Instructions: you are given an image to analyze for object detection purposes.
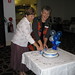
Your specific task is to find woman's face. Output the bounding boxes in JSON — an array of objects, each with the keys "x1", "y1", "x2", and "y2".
[
  {"x1": 41, "y1": 9, "x2": 50, "y2": 22},
  {"x1": 26, "y1": 15, "x2": 35, "y2": 22}
]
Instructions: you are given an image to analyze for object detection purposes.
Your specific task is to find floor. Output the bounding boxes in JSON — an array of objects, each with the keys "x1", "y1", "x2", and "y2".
[{"x1": 0, "y1": 31, "x2": 75, "y2": 75}]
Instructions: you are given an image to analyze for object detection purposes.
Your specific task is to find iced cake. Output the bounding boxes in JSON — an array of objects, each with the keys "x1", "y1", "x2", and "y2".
[{"x1": 43, "y1": 48, "x2": 58, "y2": 57}]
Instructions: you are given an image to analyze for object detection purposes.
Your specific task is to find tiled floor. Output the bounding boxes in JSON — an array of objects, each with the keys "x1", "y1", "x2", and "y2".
[
  {"x1": 0, "y1": 46, "x2": 14, "y2": 75},
  {"x1": 0, "y1": 46, "x2": 35, "y2": 75},
  {"x1": 0, "y1": 31, "x2": 75, "y2": 75}
]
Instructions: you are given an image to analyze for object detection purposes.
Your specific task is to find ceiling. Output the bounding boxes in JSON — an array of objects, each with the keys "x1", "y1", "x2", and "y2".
[{"x1": 15, "y1": 0, "x2": 37, "y2": 6}]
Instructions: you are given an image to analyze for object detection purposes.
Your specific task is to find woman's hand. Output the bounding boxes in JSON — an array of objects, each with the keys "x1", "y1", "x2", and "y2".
[
  {"x1": 43, "y1": 43, "x2": 48, "y2": 48},
  {"x1": 37, "y1": 40, "x2": 44, "y2": 50},
  {"x1": 39, "y1": 45, "x2": 44, "y2": 50},
  {"x1": 36, "y1": 46, "x2": 44, "y2": 51}
]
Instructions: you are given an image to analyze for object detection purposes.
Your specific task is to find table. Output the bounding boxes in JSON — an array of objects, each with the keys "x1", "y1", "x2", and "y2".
[{"x1": 22, "y1": 48, "x2": 75, "y2": 75}]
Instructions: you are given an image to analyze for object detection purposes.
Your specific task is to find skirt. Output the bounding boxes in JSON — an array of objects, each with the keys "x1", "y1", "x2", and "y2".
[{"x1": 10, "y1": 42, "x2": 29, "y2": 72}]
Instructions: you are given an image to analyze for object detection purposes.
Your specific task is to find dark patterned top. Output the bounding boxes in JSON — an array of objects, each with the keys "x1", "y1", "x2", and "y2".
[{"x1": 32, "y1": 16, "x2": 52, "y2": 42}]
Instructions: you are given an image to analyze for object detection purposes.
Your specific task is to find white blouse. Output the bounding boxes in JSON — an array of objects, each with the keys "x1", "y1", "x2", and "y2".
[{"x1": 11, "y1": 17, "x2": 35, "y2": 47}]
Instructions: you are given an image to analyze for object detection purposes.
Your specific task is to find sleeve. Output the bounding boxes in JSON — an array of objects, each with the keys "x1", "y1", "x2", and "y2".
[
  {"x1": 21, "y1": 22, "x2": 35, "y2": 44},
  {"x1": 32, "y1": 17, "x2": 40, "y2": 41},
  {"x1": 45, "y1": 27, "x2": 51, "y2": 38},
  {"x1": 45, "y1": 17, "x2": 52, "y2": 38}
]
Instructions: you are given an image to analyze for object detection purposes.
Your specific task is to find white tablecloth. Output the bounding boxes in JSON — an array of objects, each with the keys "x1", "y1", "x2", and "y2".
[{"x1": 22, "y1": 48, "x2": 75, "y2": 75}]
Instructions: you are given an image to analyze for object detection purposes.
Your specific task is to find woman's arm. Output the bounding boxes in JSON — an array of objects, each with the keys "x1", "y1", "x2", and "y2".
[
  {"x1": 33, "y1": 42, "x2": 43, "y2": 50},
  {"x1": 32, "y1": 17, "x2": 40, "y2": 41},
  {"x1": 37, "y1": 40, "x2": 44, "y2": 50},
  {"x1": 43, "y1": 37, "x2": 48, "y2": 48}
]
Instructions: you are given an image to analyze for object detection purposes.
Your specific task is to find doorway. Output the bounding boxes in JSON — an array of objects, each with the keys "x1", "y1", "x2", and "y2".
[
  {"x1": 15, "y1": 0, "x2": 37, "y2": 24},
  {"x1": 0, "y1": 0, "x2": 6, "y2": 47}
]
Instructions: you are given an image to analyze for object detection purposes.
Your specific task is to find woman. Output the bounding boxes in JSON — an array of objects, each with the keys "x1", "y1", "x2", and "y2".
[
  {"x1": 10, "y1": 7, "x2": 43, "y2": 75},
  {"x1": 28, "y1": 6, "x2": 52, "y2": 51}
]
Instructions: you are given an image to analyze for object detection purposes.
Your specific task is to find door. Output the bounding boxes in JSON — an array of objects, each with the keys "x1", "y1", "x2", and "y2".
[{"x1": 0, "y1": 0, "x2": 6, "y2": 47}]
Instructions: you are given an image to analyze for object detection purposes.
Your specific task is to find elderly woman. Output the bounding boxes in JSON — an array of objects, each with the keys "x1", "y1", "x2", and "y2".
[{"x1": 28, "y1": 6, "x2": 52, "y2": 51}]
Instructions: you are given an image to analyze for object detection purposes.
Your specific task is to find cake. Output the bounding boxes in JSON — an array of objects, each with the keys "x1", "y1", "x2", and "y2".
[{"x1": 43, "y1": 48, "x2": 58, "y2": 57}]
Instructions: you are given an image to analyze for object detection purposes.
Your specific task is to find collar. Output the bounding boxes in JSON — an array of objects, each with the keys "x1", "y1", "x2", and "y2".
[{"x1": 24, "y1": 17, "x2": 31, "y2": 25}]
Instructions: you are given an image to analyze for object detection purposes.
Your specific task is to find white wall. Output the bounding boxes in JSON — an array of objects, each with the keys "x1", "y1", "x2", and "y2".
[
  {"x1": 37, "y1": 0, "x2": 65, "y2": 19},
  {"x1": 38, "y1": 0, "x2": 75, "y2": 20},
  {"x1": 37, "y1": 0, "x2": 75, "y2": 32},
  {"x1": 64, "y1": 0, "x2": 75, "y2": 19},
  {"x1": 37, "y1": 0, "x2": 42, "y2": 16},
  {"x1": 3, "y1": 0, "x2": 16, "y2": 46}
]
